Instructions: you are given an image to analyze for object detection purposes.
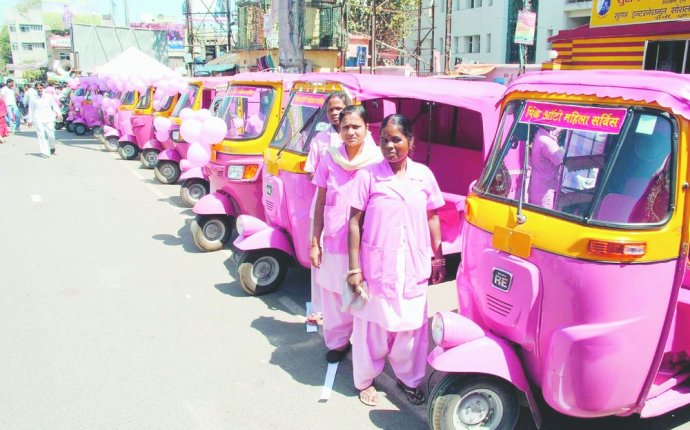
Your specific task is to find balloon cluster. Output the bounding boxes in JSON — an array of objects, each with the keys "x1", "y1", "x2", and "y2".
[
  {"x1": 100, "y1": 96, "x2": 122, "y2": 116},
  {"x1": 176, "y1": 108, "x2": 228, "y2": 172},
  {"x1": 153, "y1": 116, "x2": 172, "y2": 143}
]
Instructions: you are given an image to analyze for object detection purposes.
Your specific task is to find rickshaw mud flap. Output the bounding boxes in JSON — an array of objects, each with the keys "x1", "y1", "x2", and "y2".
[
  {"x1": 635, "y1": 242, "x2": 689, "y2": 416},
  {"x1": 180, "y1": 167, "x2": 205, "y2": 182},
  {"x1": 157, "y1": 149, "x2": 182, "y2": 163},
  {"x1": 103, "y1": 126, "x2": 118, "y2": 137},
  {"x1": 193, "y1": 192, "x2": 236, "y2": 217},
  {"x1": 118, "y1": 134, "x2": 136, "y2": 144},
  {"x1": 142, "y1": 139, "x2": 164, "y2": 151},
  {"x1": 427, "y1": 334, "x2": 542, "y2": 428},
  {"x1": 233, "y1": 224, "x2": 295, "y2": 260}
]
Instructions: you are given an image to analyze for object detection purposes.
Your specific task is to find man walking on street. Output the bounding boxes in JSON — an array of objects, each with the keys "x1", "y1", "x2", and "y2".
[{"x1": 1, "y1": 79, "x2": 21, "y2": 133}]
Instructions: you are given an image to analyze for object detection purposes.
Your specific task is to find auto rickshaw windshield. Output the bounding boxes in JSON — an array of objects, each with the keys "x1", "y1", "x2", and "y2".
[
  {"x1": 269, "y1": 90, "x2": 328, "y2": 154},
  {"x1": 221, "y1": 86, "x2": 276, "y2": 141},
  {"x1": 476, "y1": 100, "x2": 675, "y2": 227},
  {"x1": 171, "y1": 84, "x2": 200, "y2": 117},
  {"x1": 120, "y1": 91, "x2": 136, "y2": 105},
  {"x1": 136, "y1": 89, "x2": 151, "y2": 109}
]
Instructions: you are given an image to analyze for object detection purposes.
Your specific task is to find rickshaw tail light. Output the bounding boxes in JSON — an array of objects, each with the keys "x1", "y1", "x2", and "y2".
[
  {"x1": 587, "y1": 240, "x2": 646, "y2": 258},
  {"x1": 243, "y1": 164, "x2": 259, "y2": 179},
  {"x1": 298, "y1": 161, "x2": 306, "y2": 172}
]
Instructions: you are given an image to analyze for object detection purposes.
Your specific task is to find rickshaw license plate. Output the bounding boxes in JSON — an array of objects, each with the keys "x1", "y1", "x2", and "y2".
[
  {"x1": 492, "y1": 268, "x2": 513, "y2": 292},
  {"x1": 265, "y1": 184, "x2": 273, "y2": 196},
  {"x1": 493, "y1": 226, "x2": 531, "y2": 259}
]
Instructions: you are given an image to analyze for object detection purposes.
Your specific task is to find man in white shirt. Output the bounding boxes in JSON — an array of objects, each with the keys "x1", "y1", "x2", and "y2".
[{"x1": 1, "y1": 79, "x2": 20, "y2": 133}]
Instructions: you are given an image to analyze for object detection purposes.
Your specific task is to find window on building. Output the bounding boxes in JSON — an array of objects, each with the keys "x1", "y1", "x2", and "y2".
[
  {"x1": 487, "y1": 0, "x2": 493, "y2": 5},
  {"x1": 30, "y1": 24, "x2": 43, "y2": 31},
  {"x1": 9, "y1": 25, "x2": 15, "y2": 32},
  {"x1": 464, "y1": 35, "x2": 480, "y2": 53},
  {"x1": 644, "y1": 40, "x2": 688, "y2": 74},
  {"x1": 19, "y1": 25, "x2": 30, "y2": 32},
  {"x1": 455, "y1": 0, "x2": 461, "y2": 11},
  {"x1": 11, "y1": 43, "x2": 18, "y2": 51},
  {"x1": 464, "y1": 0, "x2": 482, "y2": 7},
  {"x1": 486, "y1": 33, "x2": 491, "y2": 53},
  {"x1": 453, "y1": 36, "x2": 460, "y2": 53},
  {"x1": 22, "y1": 43, "x2": 32, "y2": 50},
  {"x1": 59, "y1": 52, "x2": 70, "y2": 60}
]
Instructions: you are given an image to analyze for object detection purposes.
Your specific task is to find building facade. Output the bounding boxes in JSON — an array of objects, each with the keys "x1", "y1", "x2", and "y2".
[
  {"x1": 6, "y1": 9, "x2": 50, "y2": 77},
  {"x1": 407, "y1": 0, "x2": 591, "y2": 74}
]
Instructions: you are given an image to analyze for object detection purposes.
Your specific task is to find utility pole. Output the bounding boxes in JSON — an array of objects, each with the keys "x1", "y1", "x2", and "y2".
[
  {"x1": 371, "y1": 0, "x2": 377, "y2": 74},
  {"x1": 416, "y1": 0, "x2": 421, "y2": 75},
  {"x1": 226, "y1": 0, "x2": 232, "y2": 52},
  {"x1": 186, "y1": 0, "x2": 194, "y2": 76},
  {"x1": 444, "y1": 0, "x2": 452, "y2": 74},
  {"x1": 518, "y1": 0, "x2": 531, "y2": 75},
  {"x1": 430, "y1": 0, "x2": 435, "y2": 74},
  {"x1": 123, "y1": 0, "x2": 130, "y2": 27},
  {"x1": 278, "y1": 0, "x2": 304, "y2": 72}
]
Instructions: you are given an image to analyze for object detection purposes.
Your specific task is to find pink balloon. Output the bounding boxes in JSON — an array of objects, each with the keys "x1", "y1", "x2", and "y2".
[
  {"x1": 200, "y1": 117, "x2": 228, "y2": 145},
  {"x1": 180, "y1": 159, "x2": 193, "y2": 172},
  {"x1": 179, "y1": 108, "x2": 195, "y2": 122},
  {"x1": 180, "y1": 119, "x2": 202, "y2": 143},
  {"x1": 155, "y1": 130, "x2": 169, "y2": 142},
  {"x1": 106, "y1": 107, "x2": 116, "y2": 115},
  {"x1": 195, "y1": 109, "x2": 212, "y2": 121},
  {"x1": 187, "y1": 143, "x2": 211, "y2": 167},
  {"x1": 153, "y1": 116, "x2": 172, "y2": 132}
]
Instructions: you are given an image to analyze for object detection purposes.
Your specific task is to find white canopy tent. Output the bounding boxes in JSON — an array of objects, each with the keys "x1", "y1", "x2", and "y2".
[{"x1": 95, "y1": 46, "x2": 181, "y2": 81}]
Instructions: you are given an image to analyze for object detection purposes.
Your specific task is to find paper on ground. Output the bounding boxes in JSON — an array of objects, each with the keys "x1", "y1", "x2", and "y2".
[
  {"x1": 306, "y1": 301, "x2": 317, "y2": 333},
  {"x1": 319, "y1": 362, "x2": 339, "y2": 401}
]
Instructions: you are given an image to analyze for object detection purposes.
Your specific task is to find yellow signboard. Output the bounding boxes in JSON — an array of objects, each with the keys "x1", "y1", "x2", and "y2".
[{"x1": 591, "y1": 0, "x2": 690, "y2": 27}]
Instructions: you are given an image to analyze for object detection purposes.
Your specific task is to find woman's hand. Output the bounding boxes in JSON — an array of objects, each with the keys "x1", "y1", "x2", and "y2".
[
  {"x1": 347, "y1": 272, "x2": 363, "y2": 294},
  {"x1": 430, "y1": 259, "x2": 446, "y2": 285},
  {"x1": 310, "y1": 244, "x2": 322, "y2": 268}
]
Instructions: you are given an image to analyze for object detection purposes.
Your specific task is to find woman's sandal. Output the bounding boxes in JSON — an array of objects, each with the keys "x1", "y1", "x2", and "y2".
[
  {"x1": 359, "y1": 386, "x2": 379, "y2": 407},
  {"x1": 397, "y1": 379, "x2": 426, "y2": 405}
]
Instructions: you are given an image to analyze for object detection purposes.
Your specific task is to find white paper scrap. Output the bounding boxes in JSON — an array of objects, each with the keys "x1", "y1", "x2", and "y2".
[{"x1": 319, "y1": 362, "x2": 339, "y2": 401}]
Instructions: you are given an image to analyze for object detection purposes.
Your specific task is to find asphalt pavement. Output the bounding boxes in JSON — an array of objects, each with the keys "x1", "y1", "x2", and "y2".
[{"x1": 1, "y1": 127, "x2": 690, "y2": 430}]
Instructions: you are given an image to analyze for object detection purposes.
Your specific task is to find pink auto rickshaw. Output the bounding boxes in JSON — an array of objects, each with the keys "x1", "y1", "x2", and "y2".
[
  {"x1": 189, "y1": 72, "x2": 295, "y2": 250},
  {"x1": 153, "y1": 77, "x2": 230, "y2": 185},
  {"x1": 427, "y1": 70, "x2": 690, "y2": 429},
  {"x1": 65, "y1": 87, "x2": 87, "y2": 133},
  {"x1": 102, "y1": 90, "x2": 140, "y2": 152},
  {"x1": 72, "y1": 91, "x2": 104, "y2": 135},
  {"x1": 232, "y1": 73, "x2": 503, "y2": 295}
]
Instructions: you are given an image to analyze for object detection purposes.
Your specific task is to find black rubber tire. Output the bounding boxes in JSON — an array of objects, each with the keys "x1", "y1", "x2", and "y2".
[
  {"x1": 66, "y1": 121, "x2": 75, "y2": 132},
  {"x1": 153, "y1": 161, "x2": 181, "y2": 184},
  {"x1": 428, "y1": 375, "x2": 520, "y2": 430},
  {"x1": 180, "y1": 178, "x2": 209, "y2": 208},
  {"x1": 104, "y1": 136, "x2": 119, "y2": 152},
  {"x1": 55, "y1": 121, "x2": 65, "y2": 130},
  {"x1": 74, "y1": 123, "x2": 87, "y2": 135},
  {"x1": 92, "y1": 126, "x2": 103, "y2": 137},
  {"x1": 190, "y1": 215, "x2": 233, "y2": 252},
  {"x1": 140, "y1": 149, "x2": 160, "y2": 169},
  {"x1": 235, "y1": 250, "x2": 289, "y2": 296},
  {"x1": 118, "y1": 142, "x2": 139, "y2": 160}
]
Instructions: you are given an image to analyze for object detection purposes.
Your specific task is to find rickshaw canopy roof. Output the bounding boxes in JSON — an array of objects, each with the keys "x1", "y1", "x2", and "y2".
[
  {"x1": 296, "y1": 72, "x2": 505, "y2": 154},
  {"x1": 223, "y1": 72, "x2": 299, "y2": 90},
  {"x1": 506, "y1": 70, "x2": 690, "y2": 120}
]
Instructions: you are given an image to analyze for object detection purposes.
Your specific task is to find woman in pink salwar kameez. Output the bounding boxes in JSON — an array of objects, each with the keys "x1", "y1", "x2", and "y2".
[
  {"x1": 310, "y1": 105, "x2": 382, "y2": 363},
  {"x1": 0, "y1": 96, "x2": 8, "y2": 142},
  {"x1": 347, "y1": 114, "x2": 446, "y2": 406}
]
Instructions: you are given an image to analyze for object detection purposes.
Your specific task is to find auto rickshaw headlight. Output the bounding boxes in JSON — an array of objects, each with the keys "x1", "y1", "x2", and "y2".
[
  {"x1": 227, "y1": 164, "x2": 259, "y2": 181},
  {"x1": 432, "y1": 311, "x2": 487, "y2": 349},
  {"x1": 171, "y1": 130, "x2": 181, "y2": 142},
  {"x1": 235, "y1": 216, "x2": 245, "y2": 236},
  {"x1": 227, "y1": 165, "x2": 245, "y2": 180}
]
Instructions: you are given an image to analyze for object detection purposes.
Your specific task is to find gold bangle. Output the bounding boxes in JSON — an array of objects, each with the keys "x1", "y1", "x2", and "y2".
[{"x1": 347, "y1": 268, "x2": 362, "y2": 275}]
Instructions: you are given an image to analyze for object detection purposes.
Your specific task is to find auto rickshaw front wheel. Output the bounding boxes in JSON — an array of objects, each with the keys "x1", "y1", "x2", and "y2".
[
  {"x1": 235, "y1": 250, "x2": 289, "y2": 296},
  {"x1": 191, "y1": 215, "x2": 233, "y2": 252},
  {"x1": 154, "y1": 161, "x2": 181, "y2": 184},
  {"x1": 140, "y1": 149, "x2": 160, "y2": 169},
  {"x1": 428, "y1": 375, "x2": 519, "y2": 430},
  {"x1": 74, "y1": 123, "x2": 88, "y2": 135},
  {"x1": 118, "y1": 142, "x2": 139, "y2": 160},
  {"x1": 66, "y1": 121, "x2": 75, "y2": 132},
  {"x1": 180, "y1": 178, "x2": 209, "y2": 208},
  {"x1": 104, "y1": 136, "x2": 119, "y2": 152}
]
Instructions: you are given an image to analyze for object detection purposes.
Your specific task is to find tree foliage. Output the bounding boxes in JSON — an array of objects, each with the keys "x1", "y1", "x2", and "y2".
[
  {"x1": 0, "y1": 25, "x2": 11, "y2": 73},
  {"x1": 16, "y1": 0, "x2": 41, "y2": 13},
  {"x1": 346, "y1": 0, "x2": 417, "y2": 51}
]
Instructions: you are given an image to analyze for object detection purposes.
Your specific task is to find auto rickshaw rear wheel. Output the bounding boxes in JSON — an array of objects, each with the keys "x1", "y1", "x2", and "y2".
[
  {"x1": 191, "y1": 215, "x2": 233, "y2": 252},
  {"x1": 140, "y1": 149, "x2": 160, "y2": 169},
  {"x1": 180, "y1": 178, "x2": 209, "y2": 208},
  {"x1": 154, "y1": 161, "x2": 181, "y2": 184},
  {"x1": 104, "y1": 136, "x2": 119, "y2": 152},
  {"x1": 74, "y1": 123, "x2": 87, "y2": 135},
  {"x1": 428, "y1": 375, "x2": 519, "y2": 430},
  {"x1": 66, "y1": 121, "x2": 75, "y2": 132},
  {"x1": 235, "y1": 250, "x2": 289, "y2": 296},
  {"x1": 118, "y1": 142, "x2": 139, "y2": 160}
]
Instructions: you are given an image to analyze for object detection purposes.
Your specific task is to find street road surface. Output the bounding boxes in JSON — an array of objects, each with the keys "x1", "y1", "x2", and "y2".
[{"x1": 1, "y1": 128, "x2": 690, "y2": 430}]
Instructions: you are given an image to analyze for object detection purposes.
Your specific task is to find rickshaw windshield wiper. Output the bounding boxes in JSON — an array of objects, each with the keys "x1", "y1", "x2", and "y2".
[
  {"x1": 276, "y1": 107, "x2": 322, "y2": 157},
  {"x1": 515, "y1": 125, "x2": 531, "y2": 224}
]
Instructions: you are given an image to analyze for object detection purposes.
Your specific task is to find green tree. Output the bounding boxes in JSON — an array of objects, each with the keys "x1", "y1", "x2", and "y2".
[
  {"x1": 346, "y1": 0, "x2": 417, "y2": 61},
  {"x1": 0, "y1": 25, "x2": 11, "y2": 74},
  {"x1": 16, "y1": 0, "x2": 41, "y2": 13}
]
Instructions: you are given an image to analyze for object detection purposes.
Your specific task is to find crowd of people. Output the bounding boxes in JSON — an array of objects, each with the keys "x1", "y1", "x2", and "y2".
[
  {"x1": 306, "y1": 99, "x2": 446, "y2": 407},
  {"x1": 0, "y1": 78, "x2": 66, "y2": 155}
]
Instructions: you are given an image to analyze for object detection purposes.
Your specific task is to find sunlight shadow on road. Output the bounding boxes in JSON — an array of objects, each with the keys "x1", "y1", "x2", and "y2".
[{"x1": 151, "y1": 218, "x2": 203, "y2": 253}]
